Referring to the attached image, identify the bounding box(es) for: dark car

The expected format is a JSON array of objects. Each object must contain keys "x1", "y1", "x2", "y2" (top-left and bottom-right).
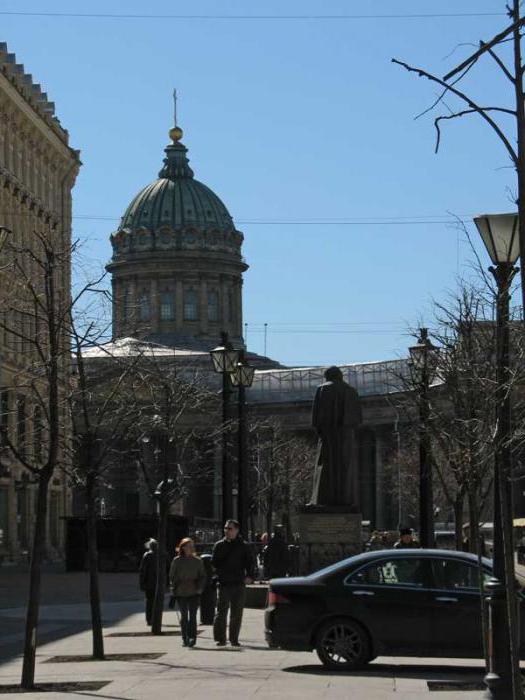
[{"x1": 265, "y1": 548, "x2": 524, "y2": 670}]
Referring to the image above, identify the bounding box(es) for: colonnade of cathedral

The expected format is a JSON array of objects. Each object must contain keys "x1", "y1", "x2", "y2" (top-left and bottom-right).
[{"x1": 111, "y1": 272, "x2": 243, "y2": 346}]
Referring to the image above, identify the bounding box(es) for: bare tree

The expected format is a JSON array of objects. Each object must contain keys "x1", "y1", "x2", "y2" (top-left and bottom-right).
[
  {"x1": 68, "y1": 316, "x2": 143, "y2": 660},
  {"x1": 392, "y1": 278, "x2": 498, "y2": 552},
  {"x1": 392, "y1": 1, "x2": 525, "y2": 311},
  {"x1": 249, "y1": 419, "x2": 316, "y2": 536},
  {"x1": 130, "y1": 356, "x2": 217, "y2": 635},
  {"x1": 0, "y1": 232, "x2": 90, "y2": 688}
]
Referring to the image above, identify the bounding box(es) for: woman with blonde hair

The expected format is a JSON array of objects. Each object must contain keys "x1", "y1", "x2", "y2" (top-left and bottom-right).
[{"x1": 169, "y1": 537, "x2": 206, "y2": 647}]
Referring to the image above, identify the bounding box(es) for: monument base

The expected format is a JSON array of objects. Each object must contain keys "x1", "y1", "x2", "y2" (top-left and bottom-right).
[{"x1": 296, "y1": 508, "x2": 362, "y2": 575}]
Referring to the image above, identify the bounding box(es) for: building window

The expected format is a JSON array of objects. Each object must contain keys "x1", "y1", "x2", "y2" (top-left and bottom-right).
[
  {"x1": 184, "y1": 289, "x2": 198, "y2": 321},
  {"x1": 16, "y1": 396, "x2": 26, "y2": 459},
  {"x1": 139, "y1": 290, "x2": 150, "y2": 322},
  {"x1": 160, "y1": 291, "x2": 175, "y2": 321},
  {"x1": 208, "y1": 290, "x2": 219, "y2": 322}
]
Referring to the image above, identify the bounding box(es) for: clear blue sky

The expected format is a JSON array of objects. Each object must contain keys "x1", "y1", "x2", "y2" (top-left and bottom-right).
[{"x1": 1, "y1": 0, "x2": 517, "y2": 365}]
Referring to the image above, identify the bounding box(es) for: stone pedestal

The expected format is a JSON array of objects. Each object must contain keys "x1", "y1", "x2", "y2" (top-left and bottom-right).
[{"x1": 296, "y1": 508, "x2": 362, "y2": 575}]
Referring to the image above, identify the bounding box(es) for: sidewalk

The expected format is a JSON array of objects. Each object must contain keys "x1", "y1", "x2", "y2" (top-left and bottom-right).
[{"x1": 0, "y1": 600, "x2": 490, "y2": 699}]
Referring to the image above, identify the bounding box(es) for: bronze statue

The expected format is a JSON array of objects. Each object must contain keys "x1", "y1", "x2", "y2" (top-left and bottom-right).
[{"x1": 309, "y1": 366, "x2": 361, "y2": 508}]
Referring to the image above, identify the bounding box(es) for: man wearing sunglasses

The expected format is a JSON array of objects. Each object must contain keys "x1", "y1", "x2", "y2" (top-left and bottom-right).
[{"x1": 212, "y1": 519, "x2": 255, "y2": 647}]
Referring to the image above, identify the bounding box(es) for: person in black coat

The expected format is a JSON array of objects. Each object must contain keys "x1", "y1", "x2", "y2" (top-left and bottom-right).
[
  {"x1": 263, "y1": 526, "x2": 289, "y2": 579},
  {"x1": 212, "y1": 519, "x2": 254, "y2": 646},
  {"x1": 139, "y1": 538, "x2": 158, "y2": 626}
]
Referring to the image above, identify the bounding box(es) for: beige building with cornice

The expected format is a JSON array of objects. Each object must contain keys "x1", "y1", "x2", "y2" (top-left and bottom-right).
[{"x1": 0, "y1": 41, "x2": 80, "y2": 563}]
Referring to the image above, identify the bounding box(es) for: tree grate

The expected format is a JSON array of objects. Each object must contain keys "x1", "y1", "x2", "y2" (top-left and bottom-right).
[
  {"x1": 427, "y1": 680, "x2": 486, "y2": 692},
  {"x1": 0, "y1": 681, "x2": 110, "y2": 693},
  {"x1": 44, "y1": 652, "x2": 165, "y2": 662}
]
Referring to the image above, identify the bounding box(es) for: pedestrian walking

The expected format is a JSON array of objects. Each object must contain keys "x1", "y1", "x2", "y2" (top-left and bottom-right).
[
  {"x1": 139, "y1": 538, "x2": 158, "y2": 626},
  {"x1": 169, "y1": 537, "x2": 206, "y2": 647},
  {"x1": 212, "y1": 519, "x2": 255, "y2": 647},
  {"x1": 262, "y1": 526, "x2": 289, "y2": 579}
]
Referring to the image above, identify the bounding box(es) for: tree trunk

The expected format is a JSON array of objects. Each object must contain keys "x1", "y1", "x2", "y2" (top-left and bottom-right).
[
  {"x1": 21, "y1": 475, "x2": 49, "y2": 689},
  {"x1": 151, "y1": 498, "x2": 167, "y2": 635},
  {"x1": 467, "y1": 489, "x2": 480, "y2": 555},
  {"x1": 453, "y1": 493, "x2": 464, "y2": 551},
  {"x1": 86, "y1": 472, "x2": 104, "y2": 659}
]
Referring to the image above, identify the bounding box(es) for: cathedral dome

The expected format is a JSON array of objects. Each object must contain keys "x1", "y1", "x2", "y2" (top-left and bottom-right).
[
  {"x1": 106, "y1": 123, "x2": 247, "y2": 353},
  {"x1": 109, "y1": 127, "x2": 244, "y2": 263},
  {"x1": 119, "y1": 129, "x2": 234, "y2": 233}
]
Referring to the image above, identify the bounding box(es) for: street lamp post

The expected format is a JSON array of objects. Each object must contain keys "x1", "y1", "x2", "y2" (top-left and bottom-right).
[
  {"x1": 210, "y1": 332, "x2": 240, "y2": 523},
  {"x1": 474, "y1": 213, "x2": 522, "y2": 700},
  {"x1": 230, "y1": 350, "x2": 255, "y2": 538},
  {"x1": 409, "y1": 328, "x2": 438, "y2": 548}
]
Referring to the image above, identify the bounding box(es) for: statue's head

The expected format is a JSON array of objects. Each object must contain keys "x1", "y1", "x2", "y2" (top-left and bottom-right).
[{"x1": 324, "y1": 365, "x2": 343, "y2": 382}]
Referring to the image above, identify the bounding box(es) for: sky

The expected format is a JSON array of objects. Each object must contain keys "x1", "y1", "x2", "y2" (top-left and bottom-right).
[{"x1": 0, "y1": 0, "x2": 519, "y2": 366}]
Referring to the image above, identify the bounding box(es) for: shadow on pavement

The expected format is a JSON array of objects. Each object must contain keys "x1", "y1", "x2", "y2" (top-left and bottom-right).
[{"x1": 282, "y1": 662, "x2": 485, "y2": 680}]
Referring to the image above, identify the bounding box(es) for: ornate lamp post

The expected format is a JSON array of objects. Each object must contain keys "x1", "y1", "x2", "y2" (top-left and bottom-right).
[
  {"x1": 473, "y1": 213, "x2": 521, "y2": 700},
  {"x1": 210, "y1": 332, "x2": 240, "y2": 522},
  {"x1": 230, "y1": 351, "x2": 255, "y2": 538},
  {"x1": 409, "y1": 328, "x2": 438, "y2": 548}
]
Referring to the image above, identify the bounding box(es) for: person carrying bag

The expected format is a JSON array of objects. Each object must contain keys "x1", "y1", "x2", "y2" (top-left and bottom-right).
[{"x1": 169, "y1": 538, "x2": 206, "y2": 647}]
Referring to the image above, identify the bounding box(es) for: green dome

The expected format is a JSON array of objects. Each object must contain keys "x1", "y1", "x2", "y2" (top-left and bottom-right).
[{"x1": 119, "y1": 138, "x2": 234, "y2": 233}]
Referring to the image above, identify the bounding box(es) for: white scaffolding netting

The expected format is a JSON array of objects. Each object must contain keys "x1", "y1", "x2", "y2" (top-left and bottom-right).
[{"x1": 247, "y1": 359, "x2": 410, "y2": 403}]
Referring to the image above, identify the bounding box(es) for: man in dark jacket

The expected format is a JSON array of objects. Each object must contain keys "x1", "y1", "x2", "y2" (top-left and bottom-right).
[
  {"x1": 139, "y1": 538, "x2": 158, "y2": 626},
  {"x1": 393, "y1": 528, "x2": 418, "y2": 549},
  {"x1": 263, "y1": 526, "x2": 289, "y2": 579},
  {"x1": 212, "y1": 519, "x2": 254, "y2": 646}
]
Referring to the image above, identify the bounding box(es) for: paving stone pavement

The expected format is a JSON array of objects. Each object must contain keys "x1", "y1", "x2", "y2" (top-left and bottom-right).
[{"x1": 0, "y1": 599, "x2": 493, "y2": 699}]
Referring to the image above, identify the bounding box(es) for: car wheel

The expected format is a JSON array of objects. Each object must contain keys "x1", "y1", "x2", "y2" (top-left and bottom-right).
[{"x1": 315, "y1": 618, "x2": 371, "y2": 671}]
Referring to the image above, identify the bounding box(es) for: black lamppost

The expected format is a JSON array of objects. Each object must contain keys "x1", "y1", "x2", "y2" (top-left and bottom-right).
[
  {"x1": 210, "y1": 332, "x2": 240, "y2": 523},
  {"x1": 473, "y1": 213, "x2": 522, "y2": 700},
  {"x1": 409, "y1": 328, "x2": 438, "y2": 548},
  {"x1": 230, "y1": 351, "x2": 255, "y2": 538}
]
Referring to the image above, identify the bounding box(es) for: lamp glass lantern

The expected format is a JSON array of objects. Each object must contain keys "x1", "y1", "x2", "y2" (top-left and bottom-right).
[
  {"x1": 230, "y1": 361, "x2": 255, "y2": 388},
  {"x1": 473, "y1": 213, "x2": 520, "y2": 265},
  {"x1": 409, "y1": 330, "x2": 439, "y2": 383},
  {"x1": 210, "y1": 342, "x2": 240, "y2": 374}
]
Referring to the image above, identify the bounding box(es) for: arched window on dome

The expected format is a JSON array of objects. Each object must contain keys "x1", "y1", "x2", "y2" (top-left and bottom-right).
[
  {"x1": 160, "y1": 290, "x2": 175, "y2": 321},
  {"x1": 139, "y1": 290, "x2": 151, "y2": 322},
  {"x1": 184, "y1": 288, "x2": 198, "y2": 321},
  {"x1": 208, "y1": 289, "x2": 219, "y2": 322}
]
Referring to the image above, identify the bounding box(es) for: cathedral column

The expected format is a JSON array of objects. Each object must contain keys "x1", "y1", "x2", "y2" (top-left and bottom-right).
[
  {"x1": 127, "y1": 277, "x2": 137, "y2": 334},
  {"x1": 150, "y1": 278, "x2": 159, "y2": 333},
  {"x1": 235, "y1": 278, "x2": 243, "y2": 341},
  {"x1": 200, "y1": 279, "x2": 208, "y2": 334},
  {"x1": 220, "y1": 277, "x2": 229, "y2": 329},
  {"x1": 175, "y1": 280, "x2": 183, "y2": 329}
]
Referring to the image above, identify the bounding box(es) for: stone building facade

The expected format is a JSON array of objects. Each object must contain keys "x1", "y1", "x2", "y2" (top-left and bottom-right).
[{"x1": 0, "y1": 42, "x2": 80, "y2": 562}]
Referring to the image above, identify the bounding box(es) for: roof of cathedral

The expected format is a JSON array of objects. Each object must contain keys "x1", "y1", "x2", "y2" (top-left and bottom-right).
[
  {"x1": 118, "y1": 127, "x2": 235, "y2": 233},
  {"x1": 81, "y1": 336, "x2": 284, "y2": 370}
]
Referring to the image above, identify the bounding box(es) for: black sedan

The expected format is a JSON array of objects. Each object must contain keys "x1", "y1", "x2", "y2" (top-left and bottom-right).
[{"x1": 265, "y1": 548, "x2": 524, "y2": 670}]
